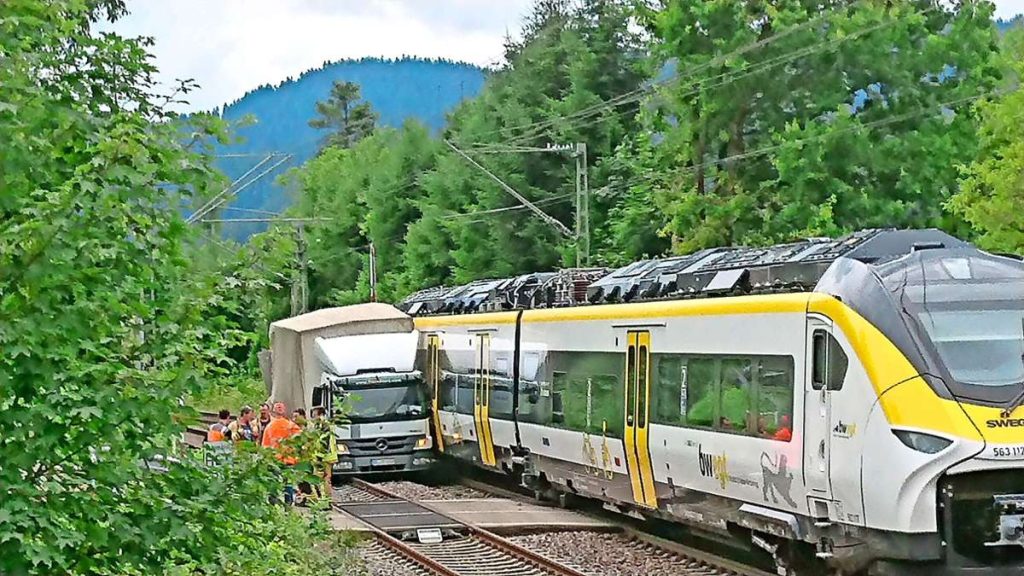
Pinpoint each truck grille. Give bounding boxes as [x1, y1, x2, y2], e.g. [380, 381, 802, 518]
[345, 435, 418, 457]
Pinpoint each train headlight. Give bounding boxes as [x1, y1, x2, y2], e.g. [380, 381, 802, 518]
[893, 430, 953, 454]
[415, 436, 433, 450]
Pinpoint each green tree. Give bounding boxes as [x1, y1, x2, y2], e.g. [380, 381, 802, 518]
[402, 0, 647, 289]
[610, 0, 1000, 254]
[949, 27, 1024, 253]
[0, 2, 355, 573]
[308, 80, 378, 151]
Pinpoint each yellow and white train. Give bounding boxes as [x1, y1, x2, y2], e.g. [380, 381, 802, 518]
[401, 229, 1024, 575]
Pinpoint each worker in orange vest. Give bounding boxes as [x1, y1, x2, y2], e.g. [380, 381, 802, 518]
[261, 402, 301, 464]
[207, 409, 231, 442]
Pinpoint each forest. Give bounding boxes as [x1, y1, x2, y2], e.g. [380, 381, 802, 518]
[205, 0, 1024, 357]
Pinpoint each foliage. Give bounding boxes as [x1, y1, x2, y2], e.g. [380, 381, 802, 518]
[948, 27, 1024, 253]
[309, 80, 378, 151]
[0, 1, 355, 573]
[290, 0, 648, 301]
[609, 0, 1000, 253]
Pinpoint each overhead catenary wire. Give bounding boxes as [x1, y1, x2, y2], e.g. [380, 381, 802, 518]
[187, 154, 276, 223]
[189, 154, 294, 224]
[501, 3, 938, 147]
[464, 2, 880, 147]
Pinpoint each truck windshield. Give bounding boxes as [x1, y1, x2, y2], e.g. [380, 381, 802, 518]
[343, 382, 428, 422]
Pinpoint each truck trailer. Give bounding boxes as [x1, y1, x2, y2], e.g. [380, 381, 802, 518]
[268, 303, 435, 475]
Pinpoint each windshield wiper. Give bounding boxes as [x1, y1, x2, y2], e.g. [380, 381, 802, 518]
[1000, 319, 1024, 418]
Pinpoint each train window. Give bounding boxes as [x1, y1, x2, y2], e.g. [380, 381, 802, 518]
[756, 357, 794, 441]
[440, 372, 458, 412]
[590, 375, 622, 437]
[812, 330, 848, 391]
[625, 345, 637, 427]
[456, 374, 475, 415]
[685, 358, 719, 427]
[720, 359, 754, 432]
[516, 380, 549, 425]
[551, 371, 568, 425]
[812, 331, 828, 390]
[490, 376, 515, 420]
[653, 355, 687, 426]
[637, 345, 649, 428]
[827, 336, 848, 391]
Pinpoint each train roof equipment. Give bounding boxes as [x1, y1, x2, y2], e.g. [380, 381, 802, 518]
[398, 228, 969, 315]
[269, 303, 413, 412]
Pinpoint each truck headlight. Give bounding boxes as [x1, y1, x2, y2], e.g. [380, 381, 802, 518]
[415, 436, 433, 450]
[337, 442, 349, 455]
[893, 430, 952, 454]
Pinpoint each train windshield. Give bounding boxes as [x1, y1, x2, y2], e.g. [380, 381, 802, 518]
[897, 251, 1024, 399]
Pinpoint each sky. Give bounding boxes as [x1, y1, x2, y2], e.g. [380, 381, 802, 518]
[106, 0, 1024, 113]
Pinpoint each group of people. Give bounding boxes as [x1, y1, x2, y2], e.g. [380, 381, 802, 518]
[206, 402, 339, 501]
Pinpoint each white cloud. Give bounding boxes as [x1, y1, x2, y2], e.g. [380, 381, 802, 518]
[105, 0, 1024, 112]
[995, 0, 1024, 18]
[104, 0, 534, 111]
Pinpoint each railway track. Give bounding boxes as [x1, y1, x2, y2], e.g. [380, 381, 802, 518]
[340, 479, 772, 576]
[340, 479, 590, 576]
[182, 410, 219, 448]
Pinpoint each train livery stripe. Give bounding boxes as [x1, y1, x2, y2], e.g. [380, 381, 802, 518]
[428, 335, 444, 453]
[521, 293, 809, 323]
[635, 331, 658, 508]
[623, 333, 644, 505]
[808, 295, 991, 442]
[415, 311, 519, 328]
[474, 333, 497, 467]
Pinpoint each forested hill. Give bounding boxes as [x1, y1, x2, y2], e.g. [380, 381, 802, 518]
[212, 57, 486, 238]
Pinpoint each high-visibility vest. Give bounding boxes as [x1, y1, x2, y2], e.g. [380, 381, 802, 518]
[207, 422, 228, 443]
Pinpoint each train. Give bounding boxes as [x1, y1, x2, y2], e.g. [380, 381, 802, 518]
[398, 229, 1024, 575]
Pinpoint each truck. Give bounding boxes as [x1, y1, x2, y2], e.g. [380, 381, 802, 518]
[268, 303, 435, 475]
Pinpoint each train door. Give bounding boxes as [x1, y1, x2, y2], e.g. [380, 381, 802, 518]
[474, 333, 497, 467]
[427, 334, 444, 453]
[804, 316, 835, 501]
[623, 331, 658, 508]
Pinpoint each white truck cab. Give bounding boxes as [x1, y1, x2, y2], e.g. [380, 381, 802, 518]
[268, 303, 436, 476]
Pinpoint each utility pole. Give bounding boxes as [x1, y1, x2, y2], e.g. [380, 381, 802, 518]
[291, 222, 309, 316]
[574, 142, 589, 267]
[448, 140, 590, 266]
[445, 140, 573, 238]
[368, 242, 377, 303]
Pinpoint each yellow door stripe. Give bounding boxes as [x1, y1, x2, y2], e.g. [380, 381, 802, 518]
[428, 335, 444, 453]
[623, 333, 644, 505]
[636, 332, 657, 508]
[481, 335, 496, 466]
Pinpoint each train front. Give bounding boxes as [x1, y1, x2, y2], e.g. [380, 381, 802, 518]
[828, 245, 1024, 573]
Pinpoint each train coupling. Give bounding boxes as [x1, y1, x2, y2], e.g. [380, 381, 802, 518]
[985, 494, 1024, 548]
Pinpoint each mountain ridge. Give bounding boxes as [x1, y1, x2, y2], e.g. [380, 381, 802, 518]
[210, 57, 487, 238]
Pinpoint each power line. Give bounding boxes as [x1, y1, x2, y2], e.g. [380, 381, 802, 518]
[221, 206, 282, 217]
[464, 4, 855, 146]
[189, 154, 294, 224]
[444, 139, 573, 238]
[669, 88, 1001, 186]
[202, 217, 333, 223]
[441, 193, 573, 220]
[490, 3, 936, 148]
[188, 154, 275, 224]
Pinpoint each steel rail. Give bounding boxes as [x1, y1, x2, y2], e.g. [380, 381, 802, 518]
[349, 478, 589, 576]
[454, 476, 773, 576]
